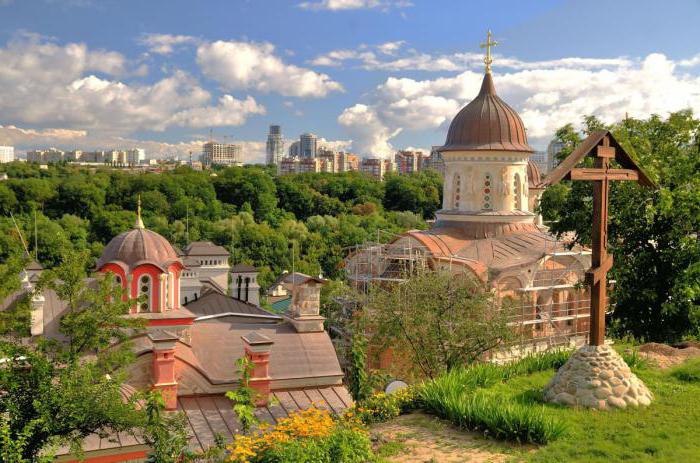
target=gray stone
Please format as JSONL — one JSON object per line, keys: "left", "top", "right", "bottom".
{"left": 554, "top": 392, "right": 576, "bottom": 406}
{"left": 607, "top": 396, "right": 627, "bottom": 409}
{"left": 543, "top": 345, "right": 653, "bottom": 410}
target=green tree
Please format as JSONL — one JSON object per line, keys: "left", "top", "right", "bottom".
{"left": 0, "top": 249, "right": 146, "bottom": 461}
{"left": 540, "top": 111, "right": 700, "bottom": 342}
{"left": 214, "top": 167, "right": 278, "bottom": 221}
{"left": 383, "top": 171, "right": 442, "bottom": 218}
{"left": 366, "top": 270, "right": 513, "bottom": 379}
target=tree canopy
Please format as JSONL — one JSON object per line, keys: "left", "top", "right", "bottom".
{"left": 539, "top": 111, "right": 700, "bottom": 342}
{"left": 0, "top": 164, "right": 440, "bottom": 289}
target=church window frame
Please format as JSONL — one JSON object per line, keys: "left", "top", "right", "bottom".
{"left": 513, "top": 173, "right": 522, "bottom": 210}
{"left": 138, "top": 275, "right": 151, "bottom": 313}
{"left": 453, "top": 173, "right": 461, "bottom": 209}
{"left": 482, "top": 173, "right": 493, "bottom": 211}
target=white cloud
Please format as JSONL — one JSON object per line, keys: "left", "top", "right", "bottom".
{"left": 337, "top": 104, "right": 400, "bottom": 158}
{"left": 376, "top": 40, "right": 406, "bottom": 55}
{"left": 139, "top": 33, "right": 200, "bottom": 55}
{"left": 0, "top": 36, "right": 265, "bottom": 135}
{"left": 338, "top": 52, "right": 700, "bottom": 154}
{"left": 317, "top": 137, "right": 352, "bottom": 152}
{"left": 168, "top": 95, "right": 265, "bottom": 128}
{"left": 312, "top": 41, "right": 634, "bottom": 72}
{"left": 197, "top": 40, "right": 343, "bottom": 98}
{"left": 298, "top": 0, "right": 412, "bottom": 11}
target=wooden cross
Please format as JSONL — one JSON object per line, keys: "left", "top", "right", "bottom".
{"left": 544, "top": 131, "right": 655, "bottom": 346}
{"left": 480, "top": 30, "right": 499, "bottom": 73}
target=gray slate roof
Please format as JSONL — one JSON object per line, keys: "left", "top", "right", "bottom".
{"left": 182, "top": 241, "right": 230, "bottom": 257}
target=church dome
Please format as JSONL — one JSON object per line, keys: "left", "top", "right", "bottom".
{"left": 441, "top": 72, "right": 533, "bottom": 153}
{"left": 527, "top": 159, "right": 543, "bottom": 188}
{"left": 97, "top": 220, "right": 180, "bottom": 271}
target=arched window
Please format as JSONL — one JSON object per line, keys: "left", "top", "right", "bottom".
{"left": 513, "top": 173, "right": 522, "bottom": 210}
{"left": 139, "top": 275, "right": 151, "bottom": 312}
{"left": 236, "top": 275, "right": 243, "bottom": 300}
{"left": 114, "top": 275, "right": 122, "bottom": 287}
{"left": 482, "top": 173, "right": 493, "bottom": 210}
{"left": 453, "top": 174, "right": 461, "bottom": 209}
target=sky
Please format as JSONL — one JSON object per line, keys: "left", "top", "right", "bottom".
{"left": 1, "top": 0, "right": 700, "bottom": 162}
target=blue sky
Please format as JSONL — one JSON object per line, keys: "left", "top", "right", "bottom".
{"left": 1, "top": 0, "right": 700, "bottom": 161}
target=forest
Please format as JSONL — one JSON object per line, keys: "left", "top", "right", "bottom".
{"left": 0, "top": 163, "right": 442, "bottom": 290}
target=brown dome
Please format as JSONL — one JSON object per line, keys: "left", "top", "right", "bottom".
{"left": 441, "top": 73, "right": 533, "bottom": 153}
{"left": 97, "top": 227, "right": 181, "bottom": 271}
{"left": 527, "top": 159, "right": 543, "bottom": 189}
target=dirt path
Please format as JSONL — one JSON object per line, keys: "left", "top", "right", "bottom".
{"left": 371, "top": 412, "right": 525, "bottom": 463}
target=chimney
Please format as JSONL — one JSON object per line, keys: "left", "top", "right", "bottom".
{"left": 30, "top": 292, "right": 45, "bottom": 337}
{"left": 21, "top": 269, "right": 44, "bottom": 336}
{"left": 149, "top": 331, "right": 179, "bottom": 410}
{"left": 284, "top": 275, "right": 325, "bottom": 333}
{"left": 241, "top": 332, "right": 273, "bottom": 406}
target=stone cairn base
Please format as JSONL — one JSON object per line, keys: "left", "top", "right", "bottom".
{"left": 543, "top": 345, "right": 653, "bottom": 410}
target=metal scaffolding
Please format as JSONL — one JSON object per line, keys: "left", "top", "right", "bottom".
{"left": 341, "top": 231, "right": 594, "bottom": 360}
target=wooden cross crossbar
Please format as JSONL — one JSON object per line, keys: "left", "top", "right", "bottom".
{"left": 543, "top": 130, "right": 655, "bottom": 347}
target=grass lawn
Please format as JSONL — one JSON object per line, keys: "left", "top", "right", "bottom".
{"left": 373, "top": 356, "right": 700, "bottom": 463}
{"left": 498, "top": 365, "right": 700, "bottom": 462}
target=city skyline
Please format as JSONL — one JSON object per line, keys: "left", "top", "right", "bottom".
{"left": 2, "top": 0, "right": 700, "bottom": 162}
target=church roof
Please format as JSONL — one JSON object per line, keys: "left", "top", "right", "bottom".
{"left": 96, "top": 227, "right": 181, "bottom": 271}
{"left": 440, "top": 72, "right": 534, "bottom": 153}
{"left": 184, "top": 289, "right": 275, "bottom": 318}
{"left": 397, "top": 221, "right": 582, "bottom": 279}
{"left": 231, "top": 263, "right": 258, "bottom": 273}
{"left": 182, "top": 241, "right": 230, "bottom": 257}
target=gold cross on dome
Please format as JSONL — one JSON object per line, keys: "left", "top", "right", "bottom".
{"left": 480, "top": 30, "right": 499, "bottom": 73}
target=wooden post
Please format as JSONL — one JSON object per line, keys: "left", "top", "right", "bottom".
{"left": 589, "top": 153, "right": 609, "bottom": 346}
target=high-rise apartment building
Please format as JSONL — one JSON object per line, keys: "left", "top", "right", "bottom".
{"left": 27, "top": 148, "right": 65, "bottom": 163}
{"left": 423, "top": 146, "right": 445, "bottom": 176}
{"left": 0, "top": 146, "right": 14, "bottom": 163}
{"left": 530, "top": 151, "right": 549, "bottom": 174}
{"left": 299, "top": 133, "right": 318, "bottom": 158}
{"left": 266, "top": 125, "right": 284, "bottom": 165}
{"left": 127, "top": 148, "right": 146, "bottom": 165}
{"left": 360, "top": 157, "right": 395, "bottom": 180}
{"left": 338, "top": 152, "right": 359, "bottom": 172}
{"left": 546, "top": 140, "right": 564, "bottom": 173}
{"left": 394, "top": 150, "right": 423, "bottom": 175}
{"left": 288, "top": 141, "right": 300, "bottom": 157}
{"left": 201, "top": 142, "right": 243, "bottom": 168}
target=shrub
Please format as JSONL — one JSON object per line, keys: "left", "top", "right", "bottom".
{"left": 416, "top": 351, "right": 571, "bottom": 445}
{"left": 352, "top": 387, "right": 418, "bottom": 424}
{"left": 621, "top": 349, "right": 650, "bottom": 371}
{"left": 226, "top": 407, "right": 373, "bottom": 463}
{"left": 419, "top": 387, "right": 566, "bottom": 444}
{"left": 504, "top": 349, "right": 571, "bottom": 377}
{"left": 671, "top": 358, "right": 700, "bottom": 382}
